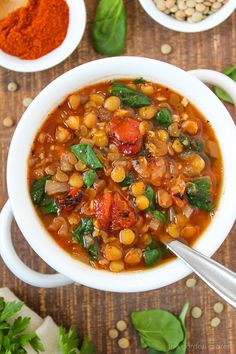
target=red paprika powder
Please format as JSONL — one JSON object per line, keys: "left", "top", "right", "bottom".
{"left": 0, "top": 0, "right": 69, "bottom": 60}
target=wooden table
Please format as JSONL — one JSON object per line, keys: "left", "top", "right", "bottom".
{"left": 0, "top": 1, "right": 235, "bottom": 353}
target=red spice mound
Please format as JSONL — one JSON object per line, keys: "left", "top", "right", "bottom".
{"left": 0, "top": 0, "right": 69, "bottom": 60}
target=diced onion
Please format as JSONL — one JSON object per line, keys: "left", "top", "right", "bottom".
{"left": 183, "top": 205, "right": 193, "bottom": 218}
{"left": 45, "top": 180, "right": 69, "bottom": 195}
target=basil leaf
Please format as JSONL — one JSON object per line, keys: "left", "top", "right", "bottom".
{"left": 179, "top": 135, "right": 204, "bottom": 152}
{"left": 145, "top": 186, "right": 156, "bottom": 211}
{"left": 80, "top": 336, "right": 96, "bottom": 354}
{"left": 120, "top": 173, "right": 135, "bottom": 187}
{"left": 40, "top": 194, "right": 59, "bottom": 215}
{"left": 31, "top": 176, "right": 50, "bottom": 205}
{"left": 156, "top": 108, "right": 173, "bottom": 128}
{"left": 214, "top": 66, "right": 236, "bottom": 105}
{"left": 133, "top": 77, "right": 146, "bottom": 84}
{"left": 131, "top": 308, "right": 184, "bottom": 352}
{"left": 92, "top": 0, "right": 126, "bottom": 56}
{"left": 186, "top": 178, "right": 214, "bottom": 212}
{"left": 111, "top": 82, "right": 151, "bottom": 108}
{"left": 83, "top": 170, "right": 97, "bottom": 188}
{"left": 70, "top": 144, "right": 103, "bottom": 169}
{"left": 144, "top": 241, "right": 167, "bottom": 267}
{"left": 152, "top": 210, "right": 167, "bottom": 224}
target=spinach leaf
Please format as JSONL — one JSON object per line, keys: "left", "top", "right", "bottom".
{"left": 134, "top": 77, "right": 146, "bottom": 84}
{"left": 92, "top": 0, "right": 126, "bottom": 56}
{"left": 156, "top": 108, "right": 173, "bottom": 128}
{"left": 186, "top": 178, "right": 214, "bottom": 212}
{"left": 131, "top": 308, "right": 184, "bottom": 352}
{"left": 120, "top": 172, "right": 135, "bottom": 187}
{"left": 83, "top": 170, "right": 97, "bottom": 188}
{"left": 152, "top": 210, "right": 167, "bottom": 224}
{"left": 80, "top": 336, "right": 96, "bottom": 354}
{"left": 31, "top": 176, "right": 50, "bottom": 205}
{"left": 40, "top": 194, "right": 59, "bottom": 215}
{"left": 145, "top": 186, "right": 156, "bottom": 211}
{"left": 111, "top": 82, "right": 151, "bottom": 108}
{"left": 72, "top": 218, "right": 99, "bottom": 260}
{"left": 144, "top": 241, "right": 167, "bottom": 267}
{"left": 179, "top": 135, "right": 204, "bottom": 152}
{"left": 70, "top": 144, "right": 103, "bottom": 169}
{"left": 214, "top": 66, "right": 236, "bottom": 104}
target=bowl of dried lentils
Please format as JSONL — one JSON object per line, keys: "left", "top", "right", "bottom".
{"left": 138, "top": 0, "right": 235, "bottom": 32}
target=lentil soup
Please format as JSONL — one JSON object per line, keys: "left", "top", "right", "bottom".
{"left": 28, "top": 78, "right": 222, "bottom": 272}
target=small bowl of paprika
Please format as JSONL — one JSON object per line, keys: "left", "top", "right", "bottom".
{"left": 0, "top": 0, "right": 86, "bottom": 72}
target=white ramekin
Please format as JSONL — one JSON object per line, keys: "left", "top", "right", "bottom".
{"left": 138, "top": 0, "right": 236, "bottom": 33}
{"left": 0, "top": 0, "right": 86, "bottom": 72}
{"left": 0, "top": 57, "right": 236, "bottom": 292}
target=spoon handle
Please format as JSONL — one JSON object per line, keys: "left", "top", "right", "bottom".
{"left": 167, "top": 240, "right": 236, "bottom": 308}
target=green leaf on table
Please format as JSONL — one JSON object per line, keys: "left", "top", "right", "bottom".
{"left": 186, "top": 178, "right": 214, "bottom": 212}
{"left": 31, "top": 176, "right": 50, "bottom": 205}
{"left": 111, "top": 82, "right": 151, "bottom": 108}
{"left": 70, "top": 144, "right": 103, "bottom": 169}
{"left": 92, "top": 0, "right": 126, "bottom": 56}
{"left": 83, "top": 170, "right": 97, "bottom": 188}
{"left": 214, "top": 65, "right": 236, "bottom": 104}
{"left": 11, "top": 317, "right": 30, "bottom": 335}
{"left": 156, "top": 108, "right": 173, "bottom": 128}
{"left": 179, "top": 135, "right": 204, "bottom": 152}
{"left": 59, "top": 327, "right": 80, "bottom": 354}
{"left": 0, "top": 300, "right": 23, "bottom": 322}
{"left": 131, "top": 308, "right": 184, "bottom": 352}
{"left": 80, "top": 336, "right": 96, "bottom": 354}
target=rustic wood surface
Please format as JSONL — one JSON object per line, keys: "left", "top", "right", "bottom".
{"left": 0, "top": 1, "right": 235, "bottom": 353}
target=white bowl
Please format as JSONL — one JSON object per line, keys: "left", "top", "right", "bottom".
{"left": 0, "top": 0, "right": 86, "bottom": 72}
{"left": 138, "top": 0, "right": 236, "bottom": 33}
{"left": 1, "top": 57, "right": 236, "bottom": 292}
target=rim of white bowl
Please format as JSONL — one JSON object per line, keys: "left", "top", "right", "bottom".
{"left": 138, "top": 0, "right": 236, "bottom": 33}
{"left": 6, "top": 57, "right": 236, "bottom": 292}
{"left": 0, "top": 0, "right": 86, "bottom": 73}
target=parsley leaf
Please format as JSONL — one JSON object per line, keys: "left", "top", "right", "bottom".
{"left": 59, "top": 327, "right": 80, "bottom": 354}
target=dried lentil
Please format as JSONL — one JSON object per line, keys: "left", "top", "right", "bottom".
{"left": 108, "top": 329, "right": 119, "bottom": 339}
{"left": 118, "top": 338, "right": 130, "bottom": 349}
{"left": 2, "top": 117, "right": 14, "bottom": 127}
{"left": 186, "top": 277, "right": 197, "bottom": 288}
{"left": 161, "top": 43, "right": 172, "bottom": 54}
{"left": 210, "top": 317, "right": 221, "bottom": 327}
{"left": 7, "top": 81, "right": 18, "bottom": 92}
{"left": 23, "top": 96, "right": 33, "bottom": 107}
{"left": 213, "top": 302, "right": 224, "bottom": 314}
{"left": 191, "top": 306, "right": 202, "bottom": 318}
{"left": 116, "top": 320, "right": 127, "bottom": 332}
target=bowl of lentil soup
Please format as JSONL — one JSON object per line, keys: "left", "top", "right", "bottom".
{"left": 138, "top": 0, "right": 235, "bottom": 33}
{"left": 1, "top": 57, "right": 236, "bottom": 292}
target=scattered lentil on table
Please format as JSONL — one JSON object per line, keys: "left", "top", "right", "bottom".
{"left": 118, "top": 337, "right": 130, "bottom": 349}
{"left": 161, "top": 43, "right": 172, "bottom": 54}
{"left": 191, "top": 306, "right": 202, "bottom": 318}
{"left": 186, "top": 277, "right": 197, "bottom": 288}
{"left": 108, "top": 328, "right": 119, "bottom": 339}
{"left": 213, "top": 302, "right": 224, "bottom": 314}
{"left": 153, "top": 0, "right": 228, "bottom": 23}
{"left": 23, "top": 96, "right": 33, "bottom": 108}
{"left": 116, "top": 320, "right": 128, "bottom": 332}
{"left": 7, "top": 81, "right": 18, "bottom": 92}
{"left": 2, "top": 117, "right": 14, "bottom": 128}
{"left": 210, "top": 317, "right": 221, "bottom": 327}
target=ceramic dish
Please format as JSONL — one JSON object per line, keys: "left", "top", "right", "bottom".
{"left": 0, "top": 57, "right": 236, "bottom": 292}
{"left": 138, "top": 0, "right": 236, "bottom": 33}
{"left": 0, "top": 0, "right": 86, "bottom": 73}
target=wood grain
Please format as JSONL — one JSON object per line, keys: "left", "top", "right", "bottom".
{"left": 0, "top": 1, "right": 235, "bottom": 353}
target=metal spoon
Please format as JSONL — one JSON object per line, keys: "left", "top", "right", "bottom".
{"left": 163, "top": 237, "right": 236, "bottom": 308}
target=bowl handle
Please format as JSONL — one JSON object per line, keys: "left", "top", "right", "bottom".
{"left": 188, "top": 69, "right": 236, "bottom": 105}
{"left": 0, "top": 200, "right": 74, "bottom": 288}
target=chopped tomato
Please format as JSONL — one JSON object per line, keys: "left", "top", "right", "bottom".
{"left": 172, "top": 195, "right": 187, "bottom": 209}
{"left": 94, "top": 192, "right": 112, "bottom": 229}
{"left": 109, "top": 117, "right": 142, "bottom": 156}
{"left": 111, "top": 192, "right": 136, "bottom": 229}
{"left": 59, "top": 188, "right": 83, "bottom": 213}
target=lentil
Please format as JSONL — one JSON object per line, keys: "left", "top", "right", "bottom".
{"left": 191, "top": 306, "right": 202, "bottom": 319}
{"left": 186, "top": 278, "right": 197, "bottom": 288}
{"left": 2, "top": 117, "right": 14, "bottom": 127}
{"left": 210, "top": 317, "right": 221, "bottom": 327}
{"left": 213, "top": 302, "right": 224, "bottom": 314}
{"left": 108, "top": 329, "right": 119, "bottom": 339}
{"left": 118, "top": 338, "right": 130, "bottom": 349}
{"left": 161, "top": 43, "right": 172, "bottom": 54}
{"left": 116, "top": 320, "right": 127, "bottom": 332}
{"left": 23, "top": 96, "right": 33, "bottom": 107}
{"left": 7, "top": 82, "right": 18, "bottom": 92}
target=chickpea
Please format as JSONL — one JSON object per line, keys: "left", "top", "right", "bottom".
{"left": 182, "top": 120, "right": 198, "bottom": 135}
{"left": 131, "top": 181, "right": 146, "bottom": 197}
{"left": 119, "top": 229, "right": 135, "bottom": 245}
{"left": 172, "top": 138, "right": 183, "bottom": 153}
{"left": 183, "top": 154, "right": 205, "bottom": 177}
{"left": 109, "top": 261, "right": 125, "bottom": 272}
{"left": 136, "top": 195, "right": 150, "bottom": 210}
{"left": 157, "top": 129, "right": 169, "bottom": 142}
{"left": 181, "top": 225, "right": 197, "bottom": 238}
{"left": 55, "top": 126, "right": 71, "bottom": 143}
{"left": 104, "top": 96, "right": 121, "bottom": 112}
{"left": 89, "top": 93, "right": 105, "bottom": 105}
{"left": 111, "top": 166, "right": 126, "bottom": 183}
{"left": 55, "top": 169, "right": 69, "bottom": 182}
{"left": 139, "top": 105, "right": 157, "bottom": 120}
{"left": 158, "top": 189, "right": 173, "bottom": 208}
{"left": 67, "top": 152, "right": 77, "bottom": 165}
{"left": 65, "top": 115, "right": 80, "bottom": 130}
{"left": 93, "top": 130, "right": 109, "bottom": 147}
{"left": 127, "top": 83, "right": 136, "bottom": 90}
{"left": 124, "top": 248, "right": 142, "bottom": 264}
{"left": 68, "top": 94, "right": 80, "bottom": 110}
{"left": 139, "top": 121, "right": 149, "bottom": 135}
{"left": 75, "top": 160, "right": 87, "bottom": 172}
{"left": 84, "top": 112, "right": 97, "bottom": 128}
{"left": 167, "top": 224, "right": 180, "bottom": 238}
{"left": 69, "top": 172, "right": 84, "bottom": 188}
{"left": 104, "top": 244, "right": 123, "bottom": 261}
{"left": 140, "top": 84, "right": 154, "bottom": 95}
{"left": 168, "top": 122, "right": 180, "bottom": 137}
